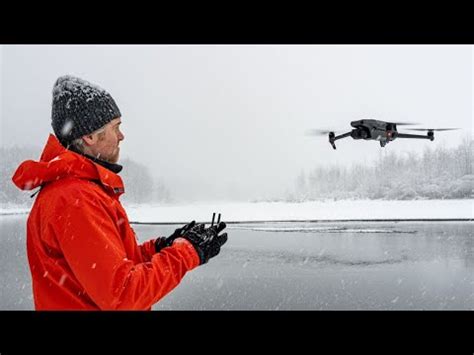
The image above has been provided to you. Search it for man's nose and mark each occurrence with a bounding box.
[118,130,125,141]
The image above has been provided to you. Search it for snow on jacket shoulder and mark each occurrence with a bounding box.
[12,134,200,310]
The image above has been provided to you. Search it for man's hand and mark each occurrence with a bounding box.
[155,220,198,252]
[180,221,228,264]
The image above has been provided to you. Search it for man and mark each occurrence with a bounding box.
[12,75,228,310]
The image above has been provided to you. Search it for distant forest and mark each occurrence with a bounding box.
[0,146,171,207]
[287,137,473,201]
[1,138,473,207]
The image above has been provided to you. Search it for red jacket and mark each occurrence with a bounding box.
[12,134,200,310]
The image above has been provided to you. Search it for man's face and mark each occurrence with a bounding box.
[84,117,124,163]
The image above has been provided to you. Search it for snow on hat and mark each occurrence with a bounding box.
[51,75,121,147]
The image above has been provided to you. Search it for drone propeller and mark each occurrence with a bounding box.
[404,128,460,131]
[386,121,420,126]
[305,129,334,136]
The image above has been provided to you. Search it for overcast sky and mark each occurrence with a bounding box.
[1,45,472,201]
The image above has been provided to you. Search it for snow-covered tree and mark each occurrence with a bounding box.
[289,138,474,201]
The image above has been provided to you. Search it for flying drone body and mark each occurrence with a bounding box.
[310,119,458,149]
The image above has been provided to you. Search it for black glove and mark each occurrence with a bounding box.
[180,221,228,264]
[155,220,198,252]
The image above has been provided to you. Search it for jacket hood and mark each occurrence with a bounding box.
[12,134,124,196]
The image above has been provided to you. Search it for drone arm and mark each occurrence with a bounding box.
[334,131,353,141]
[396,132,434,141]
[329,131,352,149]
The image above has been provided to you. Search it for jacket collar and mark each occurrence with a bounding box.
[12,134,125,197]
[82,153,123,174]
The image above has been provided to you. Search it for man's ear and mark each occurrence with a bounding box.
[82,134,96,146]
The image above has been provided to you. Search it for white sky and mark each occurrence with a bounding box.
[1,45,472,201]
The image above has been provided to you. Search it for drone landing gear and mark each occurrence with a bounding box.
[380,141,387,147]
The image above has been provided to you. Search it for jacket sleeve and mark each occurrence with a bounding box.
[127,219,160,262]
[52,197,200,310]
[138,238,159,261]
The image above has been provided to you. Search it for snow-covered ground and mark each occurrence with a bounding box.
[124,199,473,222]
[2,199,473,222]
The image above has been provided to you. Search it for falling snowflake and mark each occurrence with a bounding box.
[61,120,74,135]
[59,274,67,286]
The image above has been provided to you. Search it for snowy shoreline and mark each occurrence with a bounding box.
[3,199,471,222]
[125,199,473,223]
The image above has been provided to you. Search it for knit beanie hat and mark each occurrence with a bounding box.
[51,75,121,147]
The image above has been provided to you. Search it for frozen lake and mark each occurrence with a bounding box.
[1,215,473,310]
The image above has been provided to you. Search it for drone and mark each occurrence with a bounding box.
[308,119,459,149]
